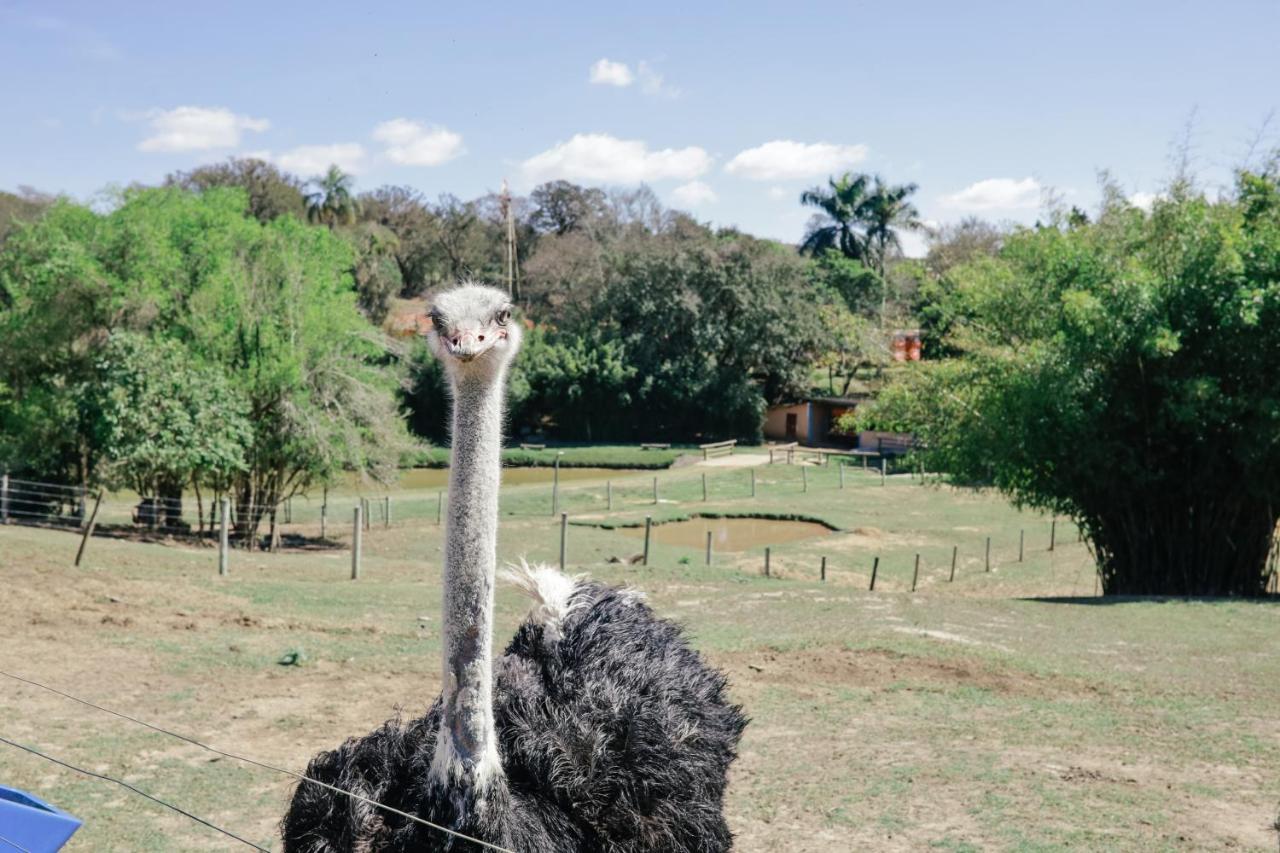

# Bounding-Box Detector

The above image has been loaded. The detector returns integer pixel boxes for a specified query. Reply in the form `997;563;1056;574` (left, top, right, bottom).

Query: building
763;396;868;445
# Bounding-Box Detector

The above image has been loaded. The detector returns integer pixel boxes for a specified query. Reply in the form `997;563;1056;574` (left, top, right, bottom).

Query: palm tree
305;165;360;229
802;172;923;326
862;176;923;279
799;173;873;262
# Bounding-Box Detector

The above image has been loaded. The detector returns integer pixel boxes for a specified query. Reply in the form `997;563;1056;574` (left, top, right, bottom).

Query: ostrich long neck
431;367;506;789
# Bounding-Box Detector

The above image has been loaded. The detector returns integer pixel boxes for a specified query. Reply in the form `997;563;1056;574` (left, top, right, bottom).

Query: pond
616;516;833;551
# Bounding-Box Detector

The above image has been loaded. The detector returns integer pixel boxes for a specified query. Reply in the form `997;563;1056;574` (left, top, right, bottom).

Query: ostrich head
426;283;522;380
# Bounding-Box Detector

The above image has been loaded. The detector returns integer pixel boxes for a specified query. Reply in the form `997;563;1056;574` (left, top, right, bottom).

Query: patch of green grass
415;444;690;469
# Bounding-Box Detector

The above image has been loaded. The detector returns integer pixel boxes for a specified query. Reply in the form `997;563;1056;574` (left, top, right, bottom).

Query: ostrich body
282;284;746;852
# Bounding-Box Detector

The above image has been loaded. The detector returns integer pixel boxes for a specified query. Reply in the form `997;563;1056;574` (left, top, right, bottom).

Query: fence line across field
1;457;901;538
0;668;517;853
1;466;1092;588
10;466;1267;593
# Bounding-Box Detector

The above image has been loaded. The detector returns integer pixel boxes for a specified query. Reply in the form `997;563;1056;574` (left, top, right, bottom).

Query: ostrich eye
495;308;511;326
429;312;447;333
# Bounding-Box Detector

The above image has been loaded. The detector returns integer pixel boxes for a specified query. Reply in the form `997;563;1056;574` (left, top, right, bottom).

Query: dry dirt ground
2;468;1278;851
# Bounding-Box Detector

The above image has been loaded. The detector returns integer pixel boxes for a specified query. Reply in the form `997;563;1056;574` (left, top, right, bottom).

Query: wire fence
0;668;515;852
5;459;1277;595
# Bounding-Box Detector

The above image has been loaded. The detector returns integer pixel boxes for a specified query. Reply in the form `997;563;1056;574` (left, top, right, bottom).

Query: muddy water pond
617;516;833;551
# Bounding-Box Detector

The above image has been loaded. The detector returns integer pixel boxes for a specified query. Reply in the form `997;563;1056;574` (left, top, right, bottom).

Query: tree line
848;164;1280;596
0;157;912;546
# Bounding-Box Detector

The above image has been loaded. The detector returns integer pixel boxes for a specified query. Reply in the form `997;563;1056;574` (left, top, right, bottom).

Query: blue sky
3;0;1278;252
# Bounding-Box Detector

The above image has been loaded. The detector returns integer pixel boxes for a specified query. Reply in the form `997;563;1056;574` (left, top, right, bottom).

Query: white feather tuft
500;559;584;643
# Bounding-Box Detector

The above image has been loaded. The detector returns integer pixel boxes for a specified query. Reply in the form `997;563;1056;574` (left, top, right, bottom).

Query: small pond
616;516;833;551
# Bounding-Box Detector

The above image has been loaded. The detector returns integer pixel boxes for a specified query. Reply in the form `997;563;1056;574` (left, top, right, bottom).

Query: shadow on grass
1022;594;1279;606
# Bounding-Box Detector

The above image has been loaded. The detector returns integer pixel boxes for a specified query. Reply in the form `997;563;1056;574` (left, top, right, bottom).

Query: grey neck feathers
430;367;507;789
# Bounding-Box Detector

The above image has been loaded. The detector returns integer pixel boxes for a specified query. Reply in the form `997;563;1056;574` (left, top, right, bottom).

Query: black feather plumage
282;581;747;852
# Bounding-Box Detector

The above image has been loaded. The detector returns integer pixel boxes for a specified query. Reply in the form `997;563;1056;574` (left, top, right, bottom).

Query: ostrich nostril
452;338;460;346
478;335;485;342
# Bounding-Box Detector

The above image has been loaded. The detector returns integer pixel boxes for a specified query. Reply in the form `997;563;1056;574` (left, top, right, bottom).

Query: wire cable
0;670;514;853
0;735;269;851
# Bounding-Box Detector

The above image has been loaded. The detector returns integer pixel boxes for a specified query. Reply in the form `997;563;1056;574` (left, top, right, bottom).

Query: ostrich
282;283;746;852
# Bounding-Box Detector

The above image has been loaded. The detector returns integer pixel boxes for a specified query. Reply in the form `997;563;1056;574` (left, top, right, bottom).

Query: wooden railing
699;439;737;460
768;442;798;464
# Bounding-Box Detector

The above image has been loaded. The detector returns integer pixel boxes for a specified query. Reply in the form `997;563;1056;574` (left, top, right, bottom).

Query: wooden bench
699;439;737;460
639;442;671;450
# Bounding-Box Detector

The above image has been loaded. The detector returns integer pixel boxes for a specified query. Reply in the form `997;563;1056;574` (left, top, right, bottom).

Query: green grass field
1;457;1277;850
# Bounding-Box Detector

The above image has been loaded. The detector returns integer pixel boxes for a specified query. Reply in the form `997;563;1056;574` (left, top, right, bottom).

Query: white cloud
672;181;717;207
274;143;367;176
589;58;634;86
1129;191;1159;211
521;133;711;185
767;186;789;201
724;140;869;181
940;177;1041;212
372;118;464;166
137;106;269;152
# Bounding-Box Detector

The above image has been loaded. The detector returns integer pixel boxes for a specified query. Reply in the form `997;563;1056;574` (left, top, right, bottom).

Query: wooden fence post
74;491;103;568
551;455;560;516
702;473;708;502
911;554;921;592
559;512;568;571
437;490;444;525
880;461;886;487
869;556;879;591
1050;518;1056;552
652;476;658;505
705;530;712;566
606;480;613;511
384;496;391;528
750;468;756;498
363;498;371;531
764;547;771;578
949;545;958;582
320;501;327;540
351;505;363;580
217;497;229;576
1019;529;1024;562
820;556;827;582
839;464;845;490
642;516;652;566
985;536;991;572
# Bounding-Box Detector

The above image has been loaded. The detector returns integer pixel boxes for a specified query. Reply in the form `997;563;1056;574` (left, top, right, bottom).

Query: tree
167;158;306;223
0;186;414;548
592;229;825;440
799;173;873;262
815;303;889;396
359;185;440;295
88;332;250;530
529;181;608;236
306;165;361;229
865;170;1280;596
805;249;883;317
343;222;403;324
